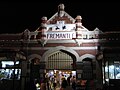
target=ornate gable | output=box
[31,3,100,40]
[47,4,75,24]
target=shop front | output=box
[0,50,26,90]
[103,49,120,89]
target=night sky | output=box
[0,1,120,34]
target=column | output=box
[76,62,83,80]
[39,61,46,81]
[21,60,27,90]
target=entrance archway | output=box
[45,49,77,87]
[46,50,76,70]
[41,46,79,62]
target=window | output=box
[104,61,120,82]
[0,61,21,80]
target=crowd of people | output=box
[25,75,103,90]
[27,74,93,90]
[39,74,77,90]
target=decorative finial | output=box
[58,4,65,17]
[75,15,82,20]
[41,16,47,23]
[58,3,65,11]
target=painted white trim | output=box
[47,13,58,23]
[28,39,99,43]
[22,46,97,50]
[3,46,120,51]
[1,46,97,51]
[64,12,75,22]
[45,39,78,43]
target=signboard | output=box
[45,21,76,39]
[46,31,76,39]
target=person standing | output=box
[61,78,68,90]
[71,76,76,90]
[67,74,72,86]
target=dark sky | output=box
[0,1,120,34]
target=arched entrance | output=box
[40,46,79,78]
[45,49,76,86]
[46,50,75,70]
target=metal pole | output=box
[103,57,106,84]
[13,54,16,90]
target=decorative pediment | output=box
[47,4,75,24]
[47,12,75,24]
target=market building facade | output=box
[0,3,120,90]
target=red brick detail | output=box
[75,50,97,56]
[81,43,97,47]
[39,50,47,56]
[48,16,73,24]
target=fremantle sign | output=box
[46,32,76,39]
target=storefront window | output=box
[0,61,21,80]
[104,61,120,81]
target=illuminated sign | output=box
[46,31,76,39]
[44,21,76,39]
